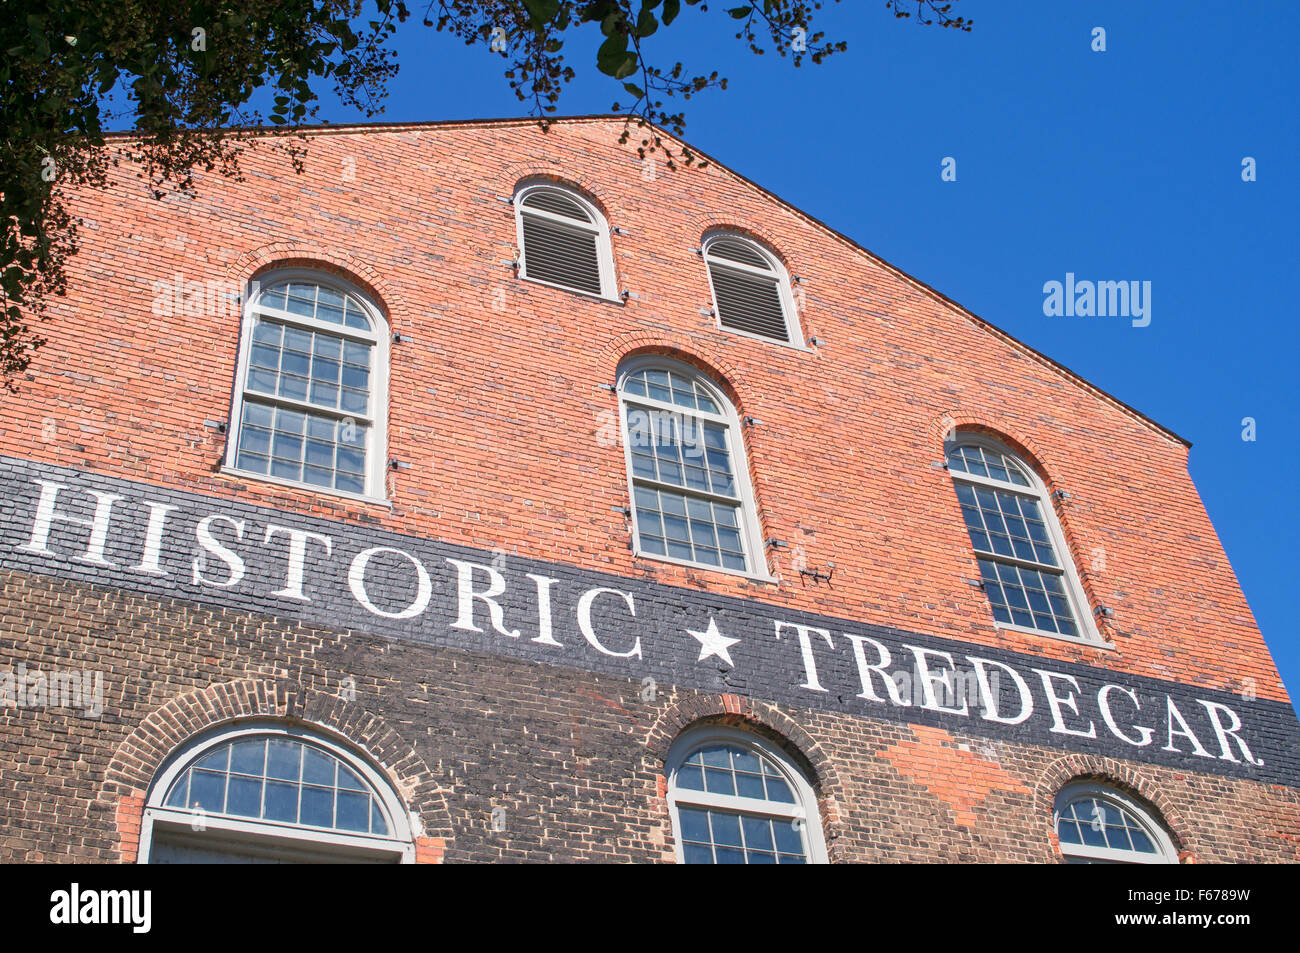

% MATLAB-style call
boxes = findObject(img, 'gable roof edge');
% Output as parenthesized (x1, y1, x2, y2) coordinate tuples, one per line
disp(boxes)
(639, 122, 1191, 451)
(98, 113, 1190, 449)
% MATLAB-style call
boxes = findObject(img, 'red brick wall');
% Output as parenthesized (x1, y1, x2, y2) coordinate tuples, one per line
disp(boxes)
(0, 116, 1281, 706)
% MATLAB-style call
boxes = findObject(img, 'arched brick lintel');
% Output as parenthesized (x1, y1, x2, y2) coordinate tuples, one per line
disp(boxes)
(100, 678, 453, 864)
(1035, 754, 1196, 863)
(603, 333, 750, 416)
(227, 242, 411, 333)
(927, 409, 1061, 489)
(643, 693, 849, 862)
(496, 161, 620, 223)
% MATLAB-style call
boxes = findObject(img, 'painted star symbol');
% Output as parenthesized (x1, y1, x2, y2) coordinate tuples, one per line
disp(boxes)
(686, 618, 741, 668)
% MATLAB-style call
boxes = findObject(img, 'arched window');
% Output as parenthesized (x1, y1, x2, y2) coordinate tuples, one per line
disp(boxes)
(1054, 783, 1178, 864)
(946, 434, 1099, 642)
(227, 270, 389, 501)
(515, 183, 617, 299)
(140, 722, 414, 863)
(618, 357, 768, 578)
(666, 725, 827, 864)
(702, 232, 801, 345)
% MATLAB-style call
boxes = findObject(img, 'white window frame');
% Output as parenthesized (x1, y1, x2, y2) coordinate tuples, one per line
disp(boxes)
(1053, 782, 1178, 864)
(617, 356, 774, 582)
(702, 231, 806, 349)
(947, 433, 1103, 645)
(224, 268, 391, 505)
(138, 720, 416, 864)
(666, 724, 828, 864)
(514, 182, 620, 302)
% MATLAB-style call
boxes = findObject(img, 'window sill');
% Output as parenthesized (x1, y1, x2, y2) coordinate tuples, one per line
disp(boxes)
(218, 466, 392, 509)
(715, 320, 814, 353)
(631, 548, 778, 586)
(994, 622, 1113, 651)
(518, 274, 625, 305)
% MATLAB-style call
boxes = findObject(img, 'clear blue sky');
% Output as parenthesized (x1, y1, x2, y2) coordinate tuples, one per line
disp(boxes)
(187, 3, 1300, 701)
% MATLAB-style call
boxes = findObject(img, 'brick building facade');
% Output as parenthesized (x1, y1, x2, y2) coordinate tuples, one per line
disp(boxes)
(1, 116, 1296, 863)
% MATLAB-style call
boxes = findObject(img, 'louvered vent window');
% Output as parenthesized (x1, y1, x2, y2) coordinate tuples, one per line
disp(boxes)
(704, 236, 797, 344)
(516, 185, 614, 298)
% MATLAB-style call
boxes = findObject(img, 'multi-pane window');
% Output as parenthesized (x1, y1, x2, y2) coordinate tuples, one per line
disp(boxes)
(229, 275, 386, 499)
(703, 233, 800, 345)
(515, 183, 616, 298)
(141, 724, 414, 863)
(947, 437, 1096, 641)
(667, 728, 827, 864)
(618, 362, 765, 576)
(1054, 784, 1177, 864)
(163, 734, 390, 836)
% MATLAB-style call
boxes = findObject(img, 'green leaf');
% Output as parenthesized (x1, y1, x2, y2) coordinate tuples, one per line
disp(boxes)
(635, 9, 659, 37)
(623, 82, 645, 99)
(597, 32, 633, 77)
(662, 0, 681, 24)
(728, 6, 752, 19)
(522, 0, 561, 31)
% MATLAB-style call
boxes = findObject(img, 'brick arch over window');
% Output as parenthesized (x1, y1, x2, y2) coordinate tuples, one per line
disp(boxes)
(496, 165, 618, 223)
(609, 341, 778, 578)
(227, 243, 411, 335)
(929, 412, 1058, 488)
(507, 170, 616, 222)
(691, 218, 799, 275)
(1036, 755, 1194, 862)
(643, 694, 847, 860)
(604, 336, 751, 416)
(100, 678, 453, 863)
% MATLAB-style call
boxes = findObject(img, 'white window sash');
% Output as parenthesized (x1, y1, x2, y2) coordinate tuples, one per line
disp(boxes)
(139, 720, 415, 864)
(619, 381, 768, 579)
(669, 790, 804, 819)
(631, 476, 743, 508)
(623, 398, 744, 507)
(250, 304, 379, 343)
(701, 234, 805, 348)
(948, 466, 1037, 493)
(226, 270, 389, 502)
(519, 205, 600, 232)
(146, 807, 405, 852)
(948, 438, 1103, 644)
(664, 728, 828, 864)
(514, 185, 618, 300)
(969, 541, 1067, 577)
(239, 387, 376, 426)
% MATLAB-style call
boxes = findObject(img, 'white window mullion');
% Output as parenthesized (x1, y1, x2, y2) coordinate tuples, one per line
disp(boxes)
(227, 270, 389, 503)
(949, 436, 1101, 643)
(666, 726, 828, 865)
(618, 359, 770, 581)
